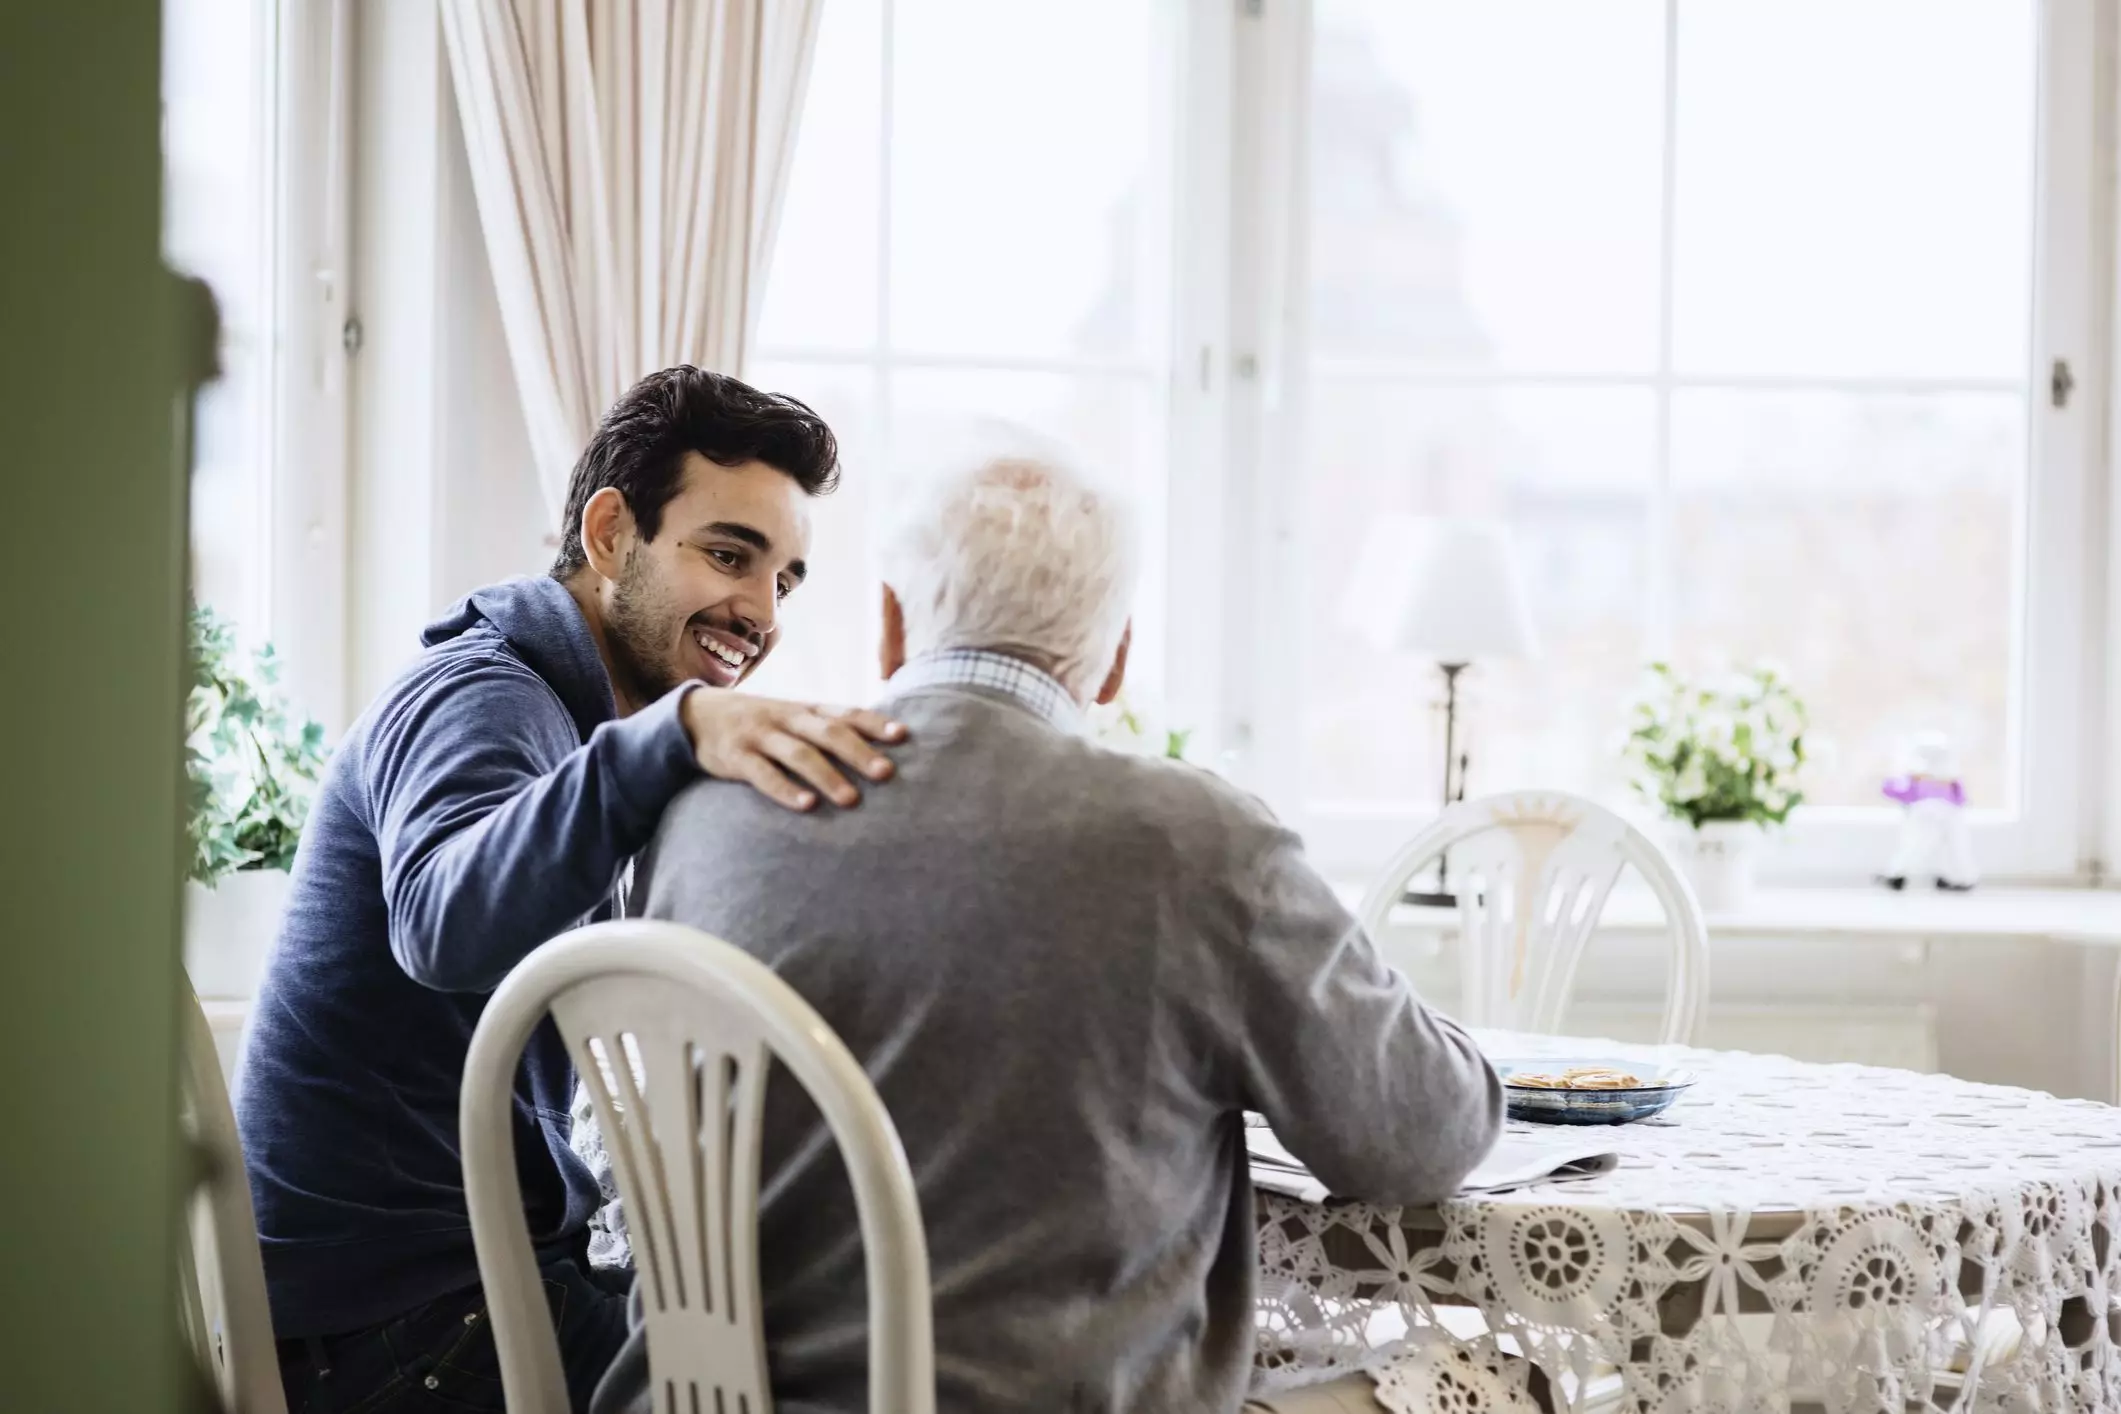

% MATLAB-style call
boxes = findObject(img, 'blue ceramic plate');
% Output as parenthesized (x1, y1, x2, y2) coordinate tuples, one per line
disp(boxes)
(1491, 1057, 1696, 1126)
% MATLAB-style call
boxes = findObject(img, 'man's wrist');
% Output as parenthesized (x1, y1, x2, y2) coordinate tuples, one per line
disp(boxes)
(670, 679, 706, 760)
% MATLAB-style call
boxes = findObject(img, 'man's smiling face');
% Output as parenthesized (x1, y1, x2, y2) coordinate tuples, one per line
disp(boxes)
(600, 451, 813, 707)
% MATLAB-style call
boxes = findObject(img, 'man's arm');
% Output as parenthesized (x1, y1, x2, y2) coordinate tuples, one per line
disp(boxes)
(368, 661, 701, 992)
(1215, 823, 1503, 1206)
(368, 658, 909, 993)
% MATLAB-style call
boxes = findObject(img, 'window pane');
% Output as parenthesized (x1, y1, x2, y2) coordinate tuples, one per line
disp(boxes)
(1670, 390, 2021, 807)
(755, 0, 883, 353)
(1301, 385, 1654, 805)
(738, 363, 883, 705)
(888, 0, 1169, 362)
(886, 369, 1168, 701)
(1672, 0, 2037, 379)
(163, 0, 270, 630)
(1310, 0, 1665, 372)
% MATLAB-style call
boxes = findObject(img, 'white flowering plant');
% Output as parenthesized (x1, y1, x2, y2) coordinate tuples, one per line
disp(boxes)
(1622, 661, 1808, 830)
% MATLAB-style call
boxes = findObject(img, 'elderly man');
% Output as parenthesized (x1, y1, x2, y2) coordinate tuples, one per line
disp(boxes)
(592, 451, 1503, 1414)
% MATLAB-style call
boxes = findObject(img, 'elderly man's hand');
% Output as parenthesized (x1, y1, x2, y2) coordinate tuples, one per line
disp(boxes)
(681, 690, 907, 811)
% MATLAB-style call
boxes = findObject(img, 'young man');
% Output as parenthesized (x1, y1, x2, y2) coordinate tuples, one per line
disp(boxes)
(594, 452, 1503, 1414)
(237, 367, 905, 1413)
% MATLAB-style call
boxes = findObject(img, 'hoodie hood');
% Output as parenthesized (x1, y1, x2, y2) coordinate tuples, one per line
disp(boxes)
(421, 576, 616, 741)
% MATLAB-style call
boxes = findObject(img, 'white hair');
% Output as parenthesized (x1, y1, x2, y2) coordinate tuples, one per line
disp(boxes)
(880, 441, 1138, 698)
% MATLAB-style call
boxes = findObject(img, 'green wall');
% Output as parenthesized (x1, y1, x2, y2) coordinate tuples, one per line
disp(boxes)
(0, 2, 197, 1408)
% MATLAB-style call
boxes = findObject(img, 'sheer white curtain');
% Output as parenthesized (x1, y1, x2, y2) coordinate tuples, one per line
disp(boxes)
(440, 0, 825, 521)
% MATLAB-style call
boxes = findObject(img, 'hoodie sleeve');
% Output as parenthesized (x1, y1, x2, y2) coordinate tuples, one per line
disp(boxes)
(364, 656, 701, 992)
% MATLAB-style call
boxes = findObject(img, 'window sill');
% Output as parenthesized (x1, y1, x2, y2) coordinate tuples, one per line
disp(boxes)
(1336, 883, 2121, 947)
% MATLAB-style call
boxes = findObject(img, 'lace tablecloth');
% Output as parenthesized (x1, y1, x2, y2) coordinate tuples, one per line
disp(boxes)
(1256, 1029, 2121, 1414)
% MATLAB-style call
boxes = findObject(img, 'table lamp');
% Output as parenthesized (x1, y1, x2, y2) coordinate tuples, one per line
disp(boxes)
(1338, 514, 1540, 905)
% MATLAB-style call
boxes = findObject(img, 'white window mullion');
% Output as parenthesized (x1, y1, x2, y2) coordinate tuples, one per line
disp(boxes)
(2098, 0, 2121, 878)
(1162, 0, 1239, 763)
(1644, 0, 1683, 666)
(2018, 0, 2100, 874)
(1238, 0, 1315, 805)
(271, 0, 356, 732)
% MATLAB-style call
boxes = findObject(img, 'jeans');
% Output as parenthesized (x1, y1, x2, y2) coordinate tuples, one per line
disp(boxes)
(277, 1254, 634, 1414)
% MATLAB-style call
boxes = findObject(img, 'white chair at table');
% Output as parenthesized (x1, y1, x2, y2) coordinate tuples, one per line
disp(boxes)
(1357, 790, 1709, 1046)
(461, 919, 935, 1414)
(1353, 793, 1707, 1412)
(177, 974, 289, 1414)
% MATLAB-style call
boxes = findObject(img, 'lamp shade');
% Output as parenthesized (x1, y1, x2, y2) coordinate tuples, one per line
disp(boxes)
(1338, 514, 1540, 661)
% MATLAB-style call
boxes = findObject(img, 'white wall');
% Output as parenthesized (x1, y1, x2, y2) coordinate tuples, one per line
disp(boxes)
(1377, 921, 2121, 1102)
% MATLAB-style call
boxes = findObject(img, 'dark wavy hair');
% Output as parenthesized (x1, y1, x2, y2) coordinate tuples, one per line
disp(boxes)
(549, 365, 840, 579)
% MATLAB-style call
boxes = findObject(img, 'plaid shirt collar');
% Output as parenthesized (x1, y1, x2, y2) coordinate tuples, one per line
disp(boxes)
(886, 648, 1083, 734)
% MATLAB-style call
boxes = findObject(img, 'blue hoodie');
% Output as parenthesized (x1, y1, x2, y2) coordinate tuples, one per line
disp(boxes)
(237, 576, 700, 1337)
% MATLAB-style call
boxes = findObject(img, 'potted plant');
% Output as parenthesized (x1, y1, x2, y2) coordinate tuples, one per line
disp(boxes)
(1621, 660, 1808, 911)
(184, 604, 328, 996)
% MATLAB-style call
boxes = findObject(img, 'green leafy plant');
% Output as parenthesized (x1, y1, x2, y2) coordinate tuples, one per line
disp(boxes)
(1622, 660, 1808, 830)
(1093, 695, 1195, 762)
(187, 604, 328, 884)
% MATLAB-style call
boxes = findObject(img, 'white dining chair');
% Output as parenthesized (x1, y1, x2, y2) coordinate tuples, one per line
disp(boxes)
(177, 975, 288, 1414)
(1357, 790, 1709, 1046)
(461, 919, 935, 1414)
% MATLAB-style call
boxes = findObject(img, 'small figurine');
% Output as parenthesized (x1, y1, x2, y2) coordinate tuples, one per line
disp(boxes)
(1879, 732, 1977, 892)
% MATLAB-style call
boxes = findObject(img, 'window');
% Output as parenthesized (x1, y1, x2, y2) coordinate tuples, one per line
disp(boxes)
(743, 0, 1179, 710)
(163, 0, 353, 729)
(165, 0, 278, 634)
(746, 0, 2100, 882)
(1255, 0, 2097, 879)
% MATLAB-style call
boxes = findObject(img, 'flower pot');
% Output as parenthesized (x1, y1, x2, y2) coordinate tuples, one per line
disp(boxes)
(184, 868, 292, 999)
(1676, 820, 1763, 913)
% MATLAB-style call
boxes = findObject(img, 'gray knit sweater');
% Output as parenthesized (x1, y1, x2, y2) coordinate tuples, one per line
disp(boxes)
(591, 680, 1502, 1414)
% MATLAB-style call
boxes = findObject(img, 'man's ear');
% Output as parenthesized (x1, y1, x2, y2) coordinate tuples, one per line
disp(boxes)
(879, 584, 908, 681)
(1094, 623, 1132, 706)
(578, 487, 636, 584)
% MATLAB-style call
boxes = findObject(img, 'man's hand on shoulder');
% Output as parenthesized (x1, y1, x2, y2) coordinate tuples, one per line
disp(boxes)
(680, 689, 907, 812)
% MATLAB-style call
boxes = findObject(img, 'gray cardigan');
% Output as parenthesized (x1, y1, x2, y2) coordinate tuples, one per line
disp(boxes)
(591, 682, 1502, 1414)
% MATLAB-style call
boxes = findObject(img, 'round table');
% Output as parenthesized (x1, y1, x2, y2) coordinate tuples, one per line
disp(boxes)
(1254, 1030, 2121, 1413)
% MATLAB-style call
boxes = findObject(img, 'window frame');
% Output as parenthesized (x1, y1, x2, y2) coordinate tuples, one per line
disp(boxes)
(1211, 0, 2110, 886)
(269, 0, 357, 733)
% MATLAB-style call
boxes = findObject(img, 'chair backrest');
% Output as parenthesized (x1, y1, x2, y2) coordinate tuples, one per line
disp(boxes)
(177, 977, 287, 1414)
(1356, 790, 1709, 1045)
(462, 919, 935, 1414)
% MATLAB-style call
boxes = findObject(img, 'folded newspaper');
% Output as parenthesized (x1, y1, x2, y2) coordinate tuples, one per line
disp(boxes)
(1245, 1119, 1618, 1203)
